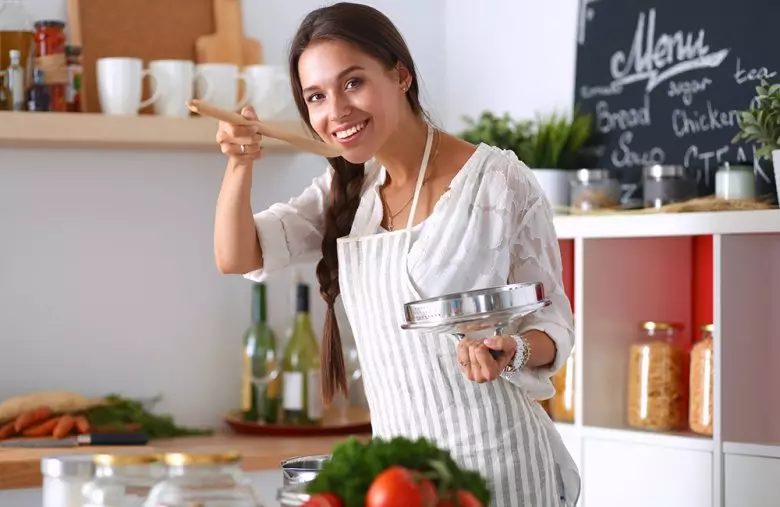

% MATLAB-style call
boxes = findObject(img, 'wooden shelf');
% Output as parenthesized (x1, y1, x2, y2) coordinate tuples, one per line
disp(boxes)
(0, 111, 308, 153)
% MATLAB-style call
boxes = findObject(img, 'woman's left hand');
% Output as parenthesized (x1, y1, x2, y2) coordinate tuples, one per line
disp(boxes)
(456, 336, 517, 383)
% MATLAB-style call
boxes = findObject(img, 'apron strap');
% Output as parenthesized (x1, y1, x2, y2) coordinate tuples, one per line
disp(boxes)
(404, 124, 435, 232)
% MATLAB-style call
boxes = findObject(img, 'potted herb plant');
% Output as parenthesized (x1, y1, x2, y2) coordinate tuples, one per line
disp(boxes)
(459, 111, 534, 159)
(732, 79, 780, 201)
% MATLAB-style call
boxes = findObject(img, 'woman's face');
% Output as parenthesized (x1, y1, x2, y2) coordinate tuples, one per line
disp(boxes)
(297, 39, 409, 164)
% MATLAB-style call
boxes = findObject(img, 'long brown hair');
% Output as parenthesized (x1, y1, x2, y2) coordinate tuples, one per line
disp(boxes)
(288, 2, 426, 405)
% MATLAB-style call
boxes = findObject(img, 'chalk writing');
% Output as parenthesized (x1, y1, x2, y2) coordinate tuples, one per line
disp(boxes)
(734, 57, 777, 85)
(667, 77, 712, 106)
(596, 94, 651, 134)
(672, 101, 740, 138)
(611, 131, 666, 168)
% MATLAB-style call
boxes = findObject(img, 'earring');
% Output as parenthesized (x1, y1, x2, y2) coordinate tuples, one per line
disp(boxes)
(401, 82, 409, 92)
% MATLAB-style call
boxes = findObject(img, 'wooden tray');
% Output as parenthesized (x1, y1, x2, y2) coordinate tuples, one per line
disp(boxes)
(224, 406, 371, 437)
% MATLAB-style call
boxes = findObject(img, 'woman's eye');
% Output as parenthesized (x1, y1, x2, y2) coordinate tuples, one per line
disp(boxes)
(346, 78, 362, 89)
(307, 93, 324, 103)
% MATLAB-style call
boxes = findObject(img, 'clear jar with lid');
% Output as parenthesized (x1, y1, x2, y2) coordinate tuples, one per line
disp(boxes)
(549, 349, 575, 423)
(41, 454, 95, 507)
(689, 324, 714, 436)
(643, 165, 692, 209)
(81, 453, 166, 507)
(144, 451, 262, 507)
(570, 169, 621, 213)
(627, 321, 687, 431)
(715, 163, 756, 200)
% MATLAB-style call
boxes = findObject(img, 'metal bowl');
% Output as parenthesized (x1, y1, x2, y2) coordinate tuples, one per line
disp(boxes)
(401, 282, 550, 335)
(280, 454, 330, 485)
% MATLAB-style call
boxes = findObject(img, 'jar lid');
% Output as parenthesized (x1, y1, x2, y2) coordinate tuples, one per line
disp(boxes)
(640, 321, 682, 331)
(575, 169, 612, 183)
(643, 165, 685, 179)
(163, 451, 242, 466)
(277, 484, 311, 506)
(41, 454, 95, 479)
(94, 453, 162, 466)
(719, 162, 753, 172)
(34, 19, 66, 29)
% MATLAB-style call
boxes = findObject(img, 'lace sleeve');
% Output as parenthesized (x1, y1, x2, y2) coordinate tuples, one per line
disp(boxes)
(244, 167, 332, 281)
(501, 170, 574, 399)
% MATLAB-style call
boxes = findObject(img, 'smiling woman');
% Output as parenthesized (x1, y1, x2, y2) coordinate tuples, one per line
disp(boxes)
(212, 3, 579, 506)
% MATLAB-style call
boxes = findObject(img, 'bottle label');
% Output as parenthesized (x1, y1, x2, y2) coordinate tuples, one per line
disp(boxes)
(283, 372, 304, 410)
(307, 369, 323, 420)
(241, 353, 252, 412)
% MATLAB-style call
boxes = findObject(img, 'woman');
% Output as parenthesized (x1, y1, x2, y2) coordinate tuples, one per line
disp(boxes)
(214, 3, 579, 506)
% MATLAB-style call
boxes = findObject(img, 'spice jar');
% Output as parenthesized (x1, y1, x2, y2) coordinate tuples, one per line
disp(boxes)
(716, 164, 756, 200)
(41, 454, 95, 507)
(144, 451, 262, 507)
(627, 321, 687, 431)
(65, 45, 82, 112)
(643, 165, 692, 209)
(81, 453, 166, 507)
(33, 19, 67, 111)
(549, 349, 575, 423)
(570, 169, 621, 213)
(689, 324, 714, 436)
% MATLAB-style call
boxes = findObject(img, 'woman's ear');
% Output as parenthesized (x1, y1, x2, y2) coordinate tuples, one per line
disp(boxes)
(396, 62, 412, 91)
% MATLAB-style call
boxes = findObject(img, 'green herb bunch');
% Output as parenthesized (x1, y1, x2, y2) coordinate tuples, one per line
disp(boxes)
(306, 436, 491, 507)
(459, 111, 534, 161)
(732, 79, 780, 160)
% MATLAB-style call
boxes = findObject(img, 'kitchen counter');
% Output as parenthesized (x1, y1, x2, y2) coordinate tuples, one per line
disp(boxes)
(0, 431, 371, 491)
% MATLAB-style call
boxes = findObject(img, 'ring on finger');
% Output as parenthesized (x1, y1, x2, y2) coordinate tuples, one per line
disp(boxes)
(459, 360, 470, 367)
(240, 144, 247, 155)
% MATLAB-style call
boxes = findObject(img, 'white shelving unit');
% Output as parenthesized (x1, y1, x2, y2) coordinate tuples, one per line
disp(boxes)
(550, 209, 780, 507)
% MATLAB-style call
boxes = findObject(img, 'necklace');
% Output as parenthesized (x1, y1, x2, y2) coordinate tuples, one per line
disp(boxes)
(381, 130, 441, 231)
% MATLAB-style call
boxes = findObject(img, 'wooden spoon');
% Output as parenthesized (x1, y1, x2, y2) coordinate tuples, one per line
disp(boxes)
(186, 99, 342, 158)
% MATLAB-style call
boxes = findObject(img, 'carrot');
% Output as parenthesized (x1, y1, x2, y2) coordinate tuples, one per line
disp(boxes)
(53, 415, 76, 439)
(0, 420, 16, 440)
(14, 407, 53, 433)
(75, 415, 91, 434)
(22, 416, 60, 437)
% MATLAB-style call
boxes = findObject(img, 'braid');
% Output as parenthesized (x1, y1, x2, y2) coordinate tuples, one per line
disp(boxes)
(317, 156, 365, 405)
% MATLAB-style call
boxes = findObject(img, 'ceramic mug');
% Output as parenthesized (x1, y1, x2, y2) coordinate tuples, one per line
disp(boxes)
(97, 57, 162, 116)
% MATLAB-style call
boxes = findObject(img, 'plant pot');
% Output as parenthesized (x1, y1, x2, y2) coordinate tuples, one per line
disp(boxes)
(773, 149, 780, 203)
(531, 169, 572, 214)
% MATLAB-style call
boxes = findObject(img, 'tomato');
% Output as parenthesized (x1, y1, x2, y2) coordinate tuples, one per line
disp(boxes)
(366, 466, 438, 507)
(435, 489, 483, 507)
(302, 492, 343, 507)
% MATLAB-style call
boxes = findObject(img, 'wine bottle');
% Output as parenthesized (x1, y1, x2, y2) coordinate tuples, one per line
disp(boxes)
(241, 282, 280, 423)
(282, 283, 323, 425)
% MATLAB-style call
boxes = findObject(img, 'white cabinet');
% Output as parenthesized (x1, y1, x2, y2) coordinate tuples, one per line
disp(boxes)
(581, 439, 712, 507)
(724, 454, 780, 507)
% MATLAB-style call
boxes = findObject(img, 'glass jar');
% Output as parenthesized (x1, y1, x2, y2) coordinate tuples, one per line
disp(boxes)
(0, 0, 35, 88)
(81, 453, 166, 507)
(570, 169, 621, 213)
(65, 44, 81, 112)
(715, 163, 756, 200)
(41, 454, 95, 507)
(549, 349, 575, 423)
(277, 483, 310, 507)
(144, 451, 262, 507)
(643, 165, 692, 209)
(627, 321, 687, 431)
(33, 19, 67, 111)
(689, 324, 714, 436)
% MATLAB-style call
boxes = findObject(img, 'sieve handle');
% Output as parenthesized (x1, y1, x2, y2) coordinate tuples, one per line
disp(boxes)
(454, 332, 503, 360)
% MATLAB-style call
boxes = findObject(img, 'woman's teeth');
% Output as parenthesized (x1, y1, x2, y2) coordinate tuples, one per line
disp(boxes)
(335, 121, 367, 139)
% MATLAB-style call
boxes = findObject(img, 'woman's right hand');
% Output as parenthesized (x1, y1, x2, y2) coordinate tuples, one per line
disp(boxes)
(216, 105, 265, 164)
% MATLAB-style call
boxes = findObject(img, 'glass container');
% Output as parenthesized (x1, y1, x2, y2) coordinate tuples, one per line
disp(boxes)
(570, 169, 621, 213)
(715, 164, 756, 200)
(643, 165, 692, 209)
(41, 454, 95, 507)
(627, 321, 687, 431)
(689, 324, 714, 436)
(144, 451, 262, 507)
(0, 0, 35, 87)
(33, 19, 66, 111)
(81, 453, 166, 507)
(549, 349, 575, 423)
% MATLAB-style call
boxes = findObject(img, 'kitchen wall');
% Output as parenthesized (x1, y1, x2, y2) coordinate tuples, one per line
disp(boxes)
(0, 0, 578, 426)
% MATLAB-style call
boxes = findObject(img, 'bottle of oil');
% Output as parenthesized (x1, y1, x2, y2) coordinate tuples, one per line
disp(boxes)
(0, 0, 34, 90)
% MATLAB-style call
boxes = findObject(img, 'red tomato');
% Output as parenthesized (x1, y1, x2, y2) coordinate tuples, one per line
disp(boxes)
(435, 489, 483, 507)
(366, 466, 438, 507)
(302, 492, 343, 507)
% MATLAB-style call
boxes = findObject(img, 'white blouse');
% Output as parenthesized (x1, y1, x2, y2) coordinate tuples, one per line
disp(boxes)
(244, 143, 574, 400)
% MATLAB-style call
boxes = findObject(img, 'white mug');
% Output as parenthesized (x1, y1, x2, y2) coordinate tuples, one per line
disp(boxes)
(243, 64, 291, 119)
(149, 59, 194, 117)
(97, 57, 162, 116)
(195, 63, 249, 111)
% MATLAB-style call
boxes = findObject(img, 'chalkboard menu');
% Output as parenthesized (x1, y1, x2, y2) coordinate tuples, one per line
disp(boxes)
(574, 0, 780, 205)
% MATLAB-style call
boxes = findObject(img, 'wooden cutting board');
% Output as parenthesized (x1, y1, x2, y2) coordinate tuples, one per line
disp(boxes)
(195, 0, 263, 66)
(68, 0, 215, 114)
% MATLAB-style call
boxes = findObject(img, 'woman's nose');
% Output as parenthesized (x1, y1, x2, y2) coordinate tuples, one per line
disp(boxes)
(328, 93, 352, 121)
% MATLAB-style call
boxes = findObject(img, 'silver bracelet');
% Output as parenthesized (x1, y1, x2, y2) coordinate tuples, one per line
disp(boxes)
(502, 333, 531, 373)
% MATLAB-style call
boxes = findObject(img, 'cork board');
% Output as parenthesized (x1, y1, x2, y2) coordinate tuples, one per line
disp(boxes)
(69, 0, 215, 114)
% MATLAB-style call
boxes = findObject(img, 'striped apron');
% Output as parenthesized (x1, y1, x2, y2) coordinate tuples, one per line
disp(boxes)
(337, 125, 568, 506)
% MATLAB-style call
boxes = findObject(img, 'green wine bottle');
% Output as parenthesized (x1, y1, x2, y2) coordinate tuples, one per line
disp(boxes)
(241, 282, 280, 423)
(281, 283, 323, 425)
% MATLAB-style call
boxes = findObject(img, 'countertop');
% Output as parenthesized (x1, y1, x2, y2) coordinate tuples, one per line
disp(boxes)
(0, 431, 371, 491)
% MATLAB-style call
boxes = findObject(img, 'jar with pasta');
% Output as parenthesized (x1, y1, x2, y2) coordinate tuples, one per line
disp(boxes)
(550, 349, 575, 423)
(627, 321, 687, 431)
(689, 324, 714, 436)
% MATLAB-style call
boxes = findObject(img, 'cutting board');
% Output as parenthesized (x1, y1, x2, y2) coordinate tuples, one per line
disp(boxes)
(195, 0, 263, 66)
(68, 0, 215, 114)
